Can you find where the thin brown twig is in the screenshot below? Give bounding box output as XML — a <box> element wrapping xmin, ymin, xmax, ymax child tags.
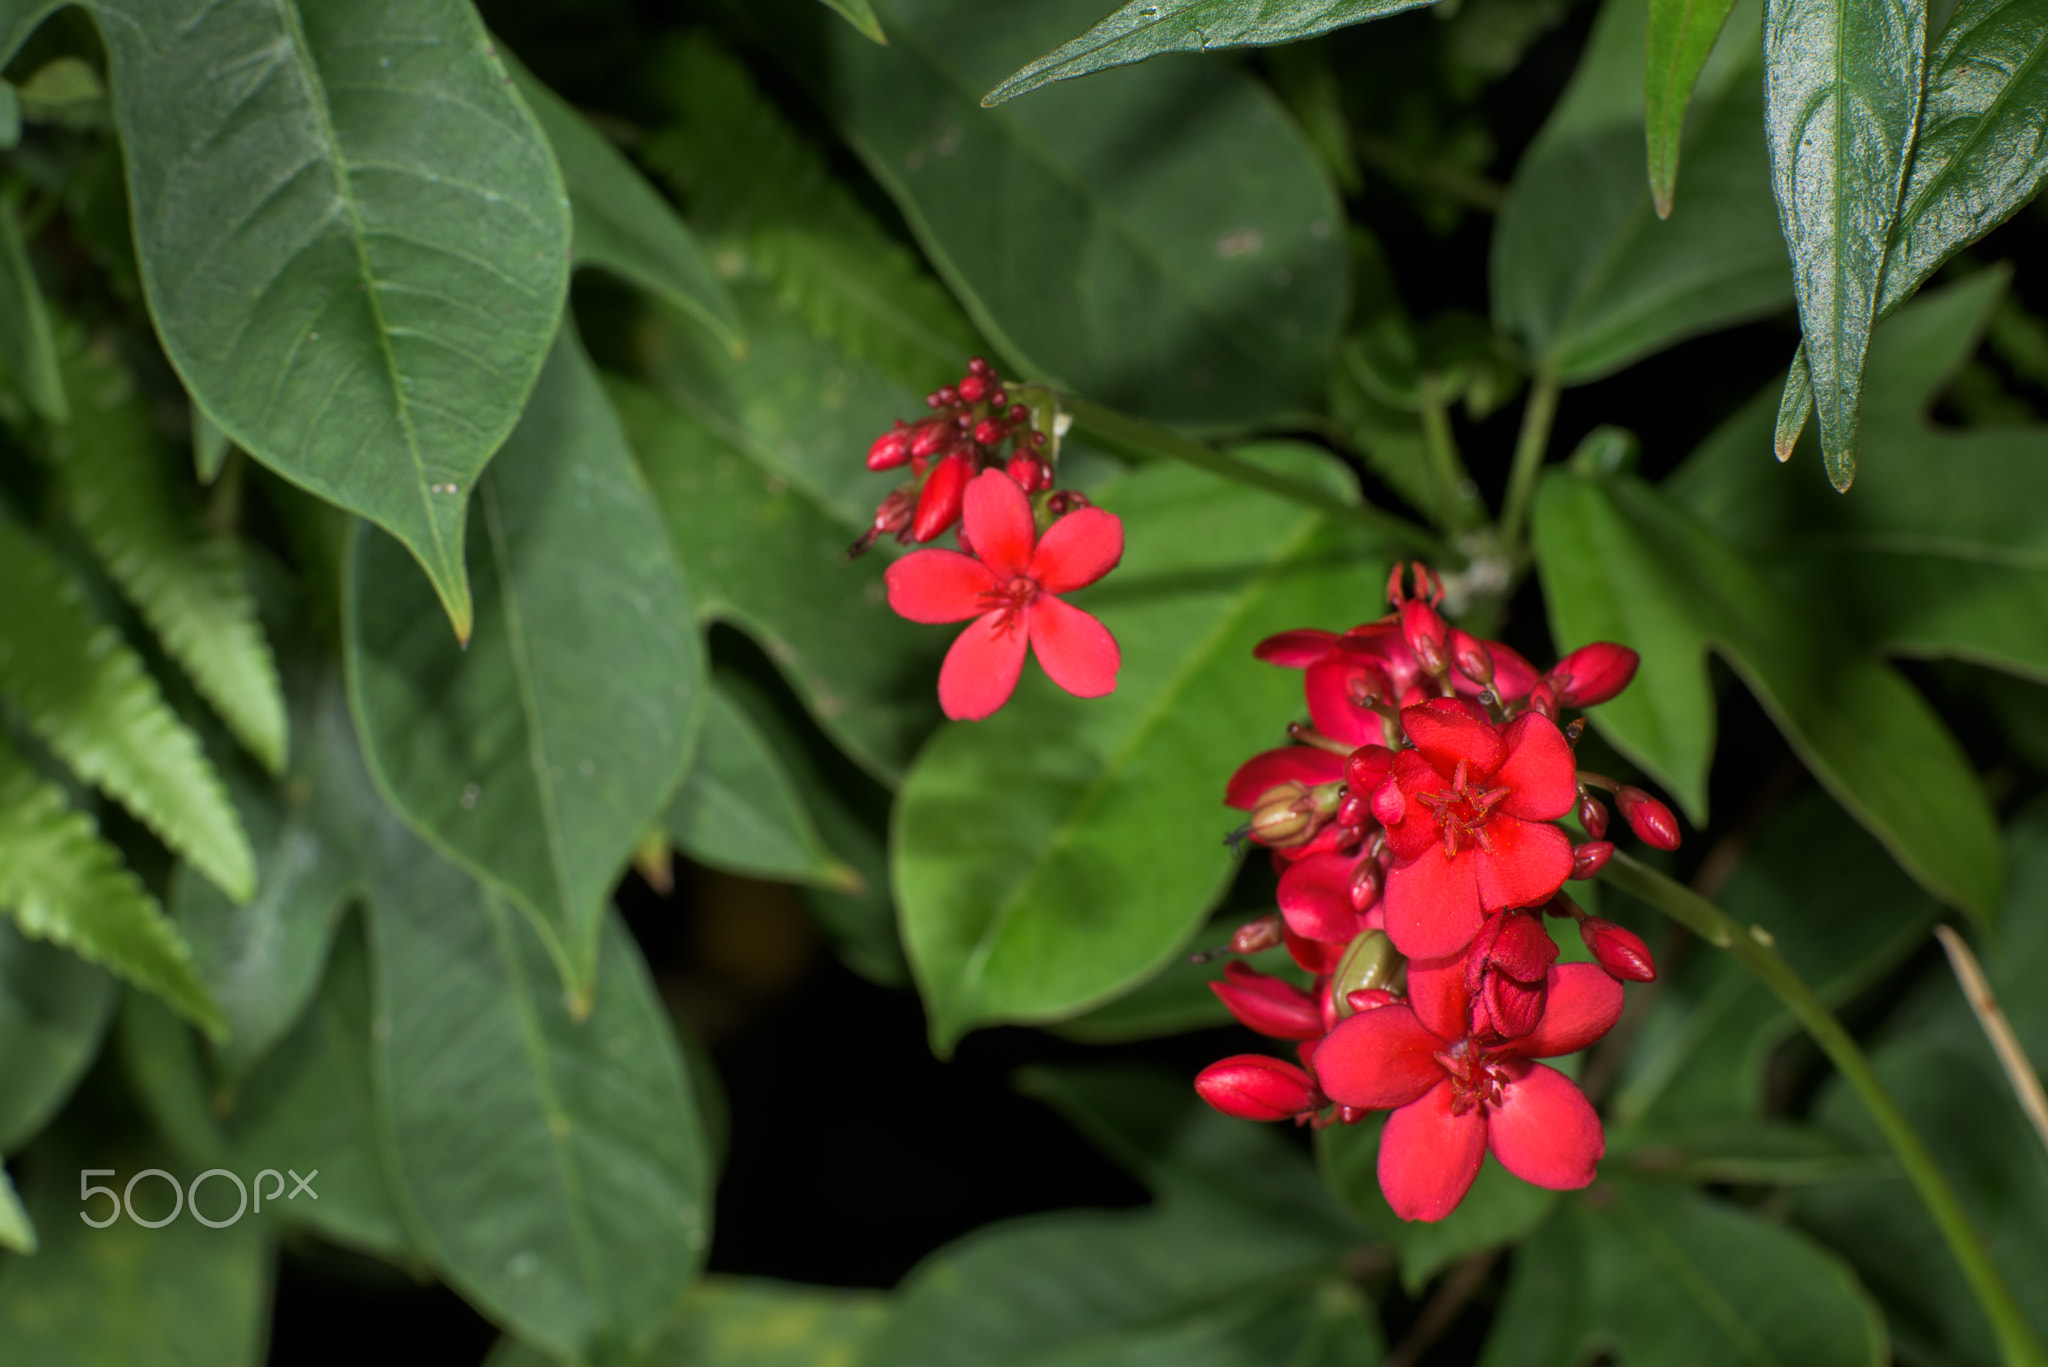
<box><xmin>1934</xmin><ymin>925</ymin><xmax>2048</xmax><ymax>1160</ymax></box>
<box><xmin>1385</xmin><ymin>1249</ymin><xmax>1500</xmax><ymax>1367</ymax></box>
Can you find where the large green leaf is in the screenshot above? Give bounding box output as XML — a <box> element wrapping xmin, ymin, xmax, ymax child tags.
<box><xmin>502</xmin><ymin>52</ymin><xmax>740</xmax><ymax>352</ymax></box>
<box><xmin>982</xmin><ymin>0</ymin><xmax>1436</xmax><ymax>105</ymax></box>
<box><xmin>1645</xmin><ymin>0</ymin><xmax>1741</xmax><ymax>216</ymax></box>
<box><xmin>1532</xmin><ymin>469</ymin><xmax>2001</xmax><ymax>922</ymax></box>
<box><xmin>819</xmin><ymin>0</ymin><xmax>889</xmax><ymax>42</ymax></box>
<box><xmin>895</xmin><ymin>447</ymin><xmax>1386</xmax><ymax>1051</ymax></box>
<box><xmin>1795</xmin><ymin>798</ymin><xmax>2048</xmax><ymax>1367</ymax></box>
<box><xmin>0</xmin><ymin>1164</ymin><xmax>29</xmax><ymax>1254</ymax></box>
<box><xmin>608</xmin><ymin>370</ymin><xmax>942</xmax><ymax>783</ymax></box>
<box><xmin>0</xmin><ymin>507</ymin><xmax>254</xmax><ymax>901</ymax></box>
<box><xmin>1479</xmin><ymin>1180</ymin><xmax>1886</xmax><ymax>1367</ymax></box>
<box><xmin>52</xmin><ymin>330</ymin><xmax>287</xmax><ymax>773</ymax></box>
<box><xmin>348</xmin><ymin>324</ymin><xmax>702</xmax><ymax>999</ymax></box>
<box><xmin>366</xmin><ymin>838</ymin><xmax>712</xmax><ymax>1365</ymax></box>
<box><xmin>1676</xmin><ymin>273</ymin><xmax>2048</xmax><ymax>681</ymax></box>
<box><xmin>747</xmin><ymin>0</ymin><xmax>1347</xmax><ymax>429</ymax></box>
<box><xmin>0</xmin><ymin>919</ymin><xmax>114</xmax><ymax>1152</ymax></box>
<box><xmin>93</xmin><ymin>0</ymin><xmax>572</xmax><ymax>636</ymax></box>
<box><xmin>0</xmin><ymin>200</ymin><xmax>64</xmax><ymax>422</ymax></box>
<box><xmin>485</xmin><ymin>1277</ymin><xmax>892</xmax><ymax>1367</ymax></box>
<box><xmin>1051</xmin><ymin>914</ymin><xmax>1302</xmax><ymax>1044</ymax></box>
<box><xmin>0</xmin><ymin>731</ymin><xmax>225</xmax><ymax>1036</ymax></box>
<box><xmin>1493</xmin><ymin>0</ymin><xmax>1789</xmax><ymax>382</ymax></box>
<box><xmin>1762</xmin><ymin>0</ymin><xmax>1927</xmax><ymax>488</ymax></box>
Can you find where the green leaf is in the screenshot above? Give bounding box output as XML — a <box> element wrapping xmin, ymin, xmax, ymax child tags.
<box><xmin>895</xmin><ymin>447</ymin><xmax>1388</xmax><ymax>1052</ymax></box>
<box><xmin>665</xmin><ymin>676</ymin><xmax>860</xmax><ymax>892</ymax></box>
<box><xmin>92</xmin><ymin>0</ymin><xmax>573</xmax><ymax>637</ymax></box>
<box><xmin>348</xmin><ymin>323</ymin><xmax>702</xmax><ymax>998</ymax></box>
<box><xmin>0</xmin><ymin>919</ymin><xmax>115</xmax><ymax>1152</ymax></box>
<box><xmin>1531</xmin><ymin>468</ymin><xmax>2002</xmax><ymax>922</ymax></box>
<box><xmin>818</xmin><ymin>0</ymin><xmax>889</xmax><ymax>43</ymax></box>
<box><xmin>1493</xmin><ymin>0</ymin><xmax>1789</xmax><ymax>382</ymax></box>
<box><xmin>502</xmin><ymin>51</ymin><xmax>741</xmax><ymax>353</ymax></box>
<box><xmin>0</xmin><ymin>1146</ymin><xmax>271</xmax><ymax>1366</ymax></box>
<box><xmin>1479</xmin><ymin>1180</ymin><xmax>1886</xmax><ymax>1367</ymax></box>
<box><xmin>608</xmin><ymin>371</ymin><xmax>943</xmax><ymax>783</ymax></box>
<box><xmin>1773</xmin><ymin>341</ymin><xmax>1813</xmax><ymax>458</ymax></box>
<box><xmin>1645</xmin><ymin>0</ymin><xmax>1741</xmax><ymax>217</ymax></box>
<box><xmin>0</xmin><ymin>3</ymin><xmax>61</xmax><ymax>71</ymax></box>
<box><xmin>0</xmin><ymin>81</ymin><xmax>17</xmax><ymax>151</ymax></box>
<box><xmin>0</xmin><ymin>1164</ymin><xmax>31</xmax><ymax>1254</ymax></box>
<box><xmin>53</xmin><ymin>330</ymin><xmax>287</xmax><ymax>773</ymax></box>
<box><xmin>485</xmin><ymin>1277</ymin><xmax>892</xmax><ymax>1367</ymax></box>
<box><xmin>982</xmin><ymin>0</ymin><xmax>1435</xmax><ymax>105</ymax></box>
<box><xmin>1051</xmin><ymin>917</ymin><xmax>1301</xmax><ymax>1044</ymax></box>
<box><xmin>191</xmin><ymin>406</ymin><xmax>231</xmax><ymax>485</ymax></box>
<box><xmin>747</xmin><ymin>0</ymin><xmax>1347</xmax><ymax>429</ymax></box>
<box><xmin>1762</xmin><ymin>0</ymin><xmax>1927</xmax><ymax>488</ymax></box>
<box><xmin>0</xmin><ymin>200</ymin><xmax>65</xmax><ymax>422</ymax></box>
<box><xmin>0</xmin><ymin>731</ymin><xmax>225</xmax><ymax>1037</ymax></box>
<box><xmin>367</xmin><ymin>839</ymin><xmax>712</xmax><ymax>1365</ymax></box>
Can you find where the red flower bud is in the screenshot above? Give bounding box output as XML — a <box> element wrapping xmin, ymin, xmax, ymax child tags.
<box><xmin>1616</xmin><ymin>786</ymin><xmax>1680</xmax><ymax>850</ymax></box>
<box><xmin>1401</xmin><ymin>599</ymin><xmax>1449</xmax><ymax>675</ymax></box>
<box><xmin>1005</xmin><ymin>455</ymin><xmax>1051</xmax><ymax>492</ymax></box>
<box><xmin>1211</xmin><ymin>963</ymin><xmax>1323</xmax><ymax>1039</ymax></box>
<box><xmin>972</xmin><ymin>417</ymin><xmax>1007</xmax><ymax>447</ymax></box>
<box><xmin>1449</xmin><ymin>628</ymin><xmax>1495</xmax><ymax>687</ymax></box>
<box><xmin>1195</xmin><ymin>1055</ymin><xmax>1319</xmax><ymax>1122</ymax></box>
<box><xmin>867</xmin><ymin>423</ymin><xmax>913</xmax><ymax>471</ymax></box>
<box><xmin>1581</xmin><ymin>917</ymin><xmax>1656</xmax><ymax>982</ymax></box>
<box><xmin>957</xmin><ymin>373</ymin><xmax>991</xmax><ymax>403</ymax></box>
<box><xmin>1344</xmin><ymin>744</ymin><xmax>1394</xmax><ymax>799</ymax></box>
<box><xmin>1576</xmin><ymin>792</ymin><xmax>1610</xmax><ymax>839</ymax></box>
<box><xmin>1526</xmin><ymin>679</ymin><xmax>1560</xmax><ymax>720</ymax></box>
<box><xmin>1570</xmin><ymin>840</ymin><xmax>1615</xmax><ymax>880</ymax></box>
<box><xmin>1550</xmin><ymin>643</ymin><xmax>1640</xmax><ymax>708</ymax></box>
<box><xmin>1348</xmin><ymin>859</ymin><xmax>1382</xmax><ymax>911</ymax></box>
<box><xmin>1229</xmin><ymin>913</ymin><xmax>1284</xmax><ymax>955</ymax></box>
<box><xmin>910</xmin><ymin>418</ymin><xmax>953</xmax><ymax>459</ymax></box>
<box><xmin>1346</xmin><ymin>987</ymin><xmax>1398</xmax><ymax>1013</ymax></box>
<box><xmin>1465</xmin><ymin>910</ymin><xmax>1558</xmax><ymax>1041</ymax></box>
<box><xmin>848</xmin><ymin>488</ymin><xmax>916</xmax><ymax>558</ymax></box>
<box><xmin>911</xmin><ymin>453</ymin><xmax>973</xmax><ymax>542</ymax></box>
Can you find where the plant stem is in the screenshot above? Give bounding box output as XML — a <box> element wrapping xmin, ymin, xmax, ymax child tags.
<box><xmin>1934</xmin><ymin>924</ymin><xmax>2048</xmax><ymax>1160</ymax></box>
<box><xmin>1416</xmin><ymin>375</ymin><xmax>1484</xmax><ymax>534</ymax></box>
<box><xmin>1497</xmin><ymin>373</ymin><xmax>1559</xmax><ymax>565</ymax></box>
<box><xmin>1602</xmin><ymin>852</ymin><xmax>2048</xmax><ymax>1367</ymax></box>
<box><xmin>1063</xmin><ymin>396</ymin><xmax>1449</xmax><ymax>561</ymax></box>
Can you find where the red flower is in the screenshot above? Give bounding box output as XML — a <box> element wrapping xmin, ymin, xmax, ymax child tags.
<box><xmin>885</xmin><ymin>470</ymin><xmax>1122</xmax><ymax>720</ymax></box>
<box><xmin>1196</xmin><ymin>1055</ymin><xmax>1322</xmax><ymax>1122</ymax></box>
<box><xmin>1313</xmin><ymin>958</ymin><xmax>1623</xmax><ymax>1221</ymax></box>
<box><xmin>1372</xmin><ymin>698</ymin><xmax>1578</xmax><ymax>958</ymax></box>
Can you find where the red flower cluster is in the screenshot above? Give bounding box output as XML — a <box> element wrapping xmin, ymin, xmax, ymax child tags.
<box><xmin>1196</xmin><ymin>564</ymin><xmax>1678</xmax><ymax>1222</ymax></box>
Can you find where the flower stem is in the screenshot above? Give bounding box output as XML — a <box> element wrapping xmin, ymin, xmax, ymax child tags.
<box><xmin>1602</xmin><ymin>851</ymin><xmax>2048</xmax><ymax>1367</ymax></box>
<box><xmin>1497</xmin><ymin>372</ymin><xmax>1559</xmax><ymax>566</ymax></box>
<box><xmin>1417</xmin><ymin>375</ymin><xmax>1485</xmax><ymax>534</ymax></box>
<box><xmin>1063</xmin><ymin>396</ymin><xmax>1449</xmax><ymax>561</ymax></box>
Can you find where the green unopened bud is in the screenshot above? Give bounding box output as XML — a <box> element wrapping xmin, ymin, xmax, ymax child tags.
<box><xmin>1331</xmin><ymin>929</ymin><xmax>1402</xmax><ymax>1019</ymax></box>
<box><xmin>1249</xmin><ymin>782</ymin><xmax>1312</xmax><ymax>846</ymax></box>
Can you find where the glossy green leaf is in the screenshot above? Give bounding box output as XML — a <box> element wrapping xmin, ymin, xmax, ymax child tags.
<box><xmin>608</xmin><ymin>370</ymin><xmax>943</xmax><ymax>783</ymax></box>
<box><xmin>0</xmin><ymin>1164</ymin><xmax>30</xmax><ymax>1254</ymax></box>
<box><xmin>751</xmin><ymin>0</ymin><xmax>1347</xmax><ymax>429</ymax></box>
<box><xmin>818</xmin><ymin>0</ymin><xmax>888</xmax><ymax>42</ymax></box>
<box><xmin>0</xmin><ymin>507</ymin><xmax>254</xmax><ymax>901</ymax></box>
<box><xmin>0</xmin><ymin>732</ymin><xmax>225</xmax><ymax>1037</ymax></box>
<box><xmin>1645</xmin><ymin>0</ymin><xmax>1741</xmax><ymax>216</ymax></box>
<box><xmin>982</xmin><ymin>0</ymin><xmax>1435</xmax><ymax>105</ymax></box>
<box><xmin>503</xmin><ymin>52</ymin><xmax>740</xmax><ymax>352</ymax></box>
<box><xmin>1762</xmin><ymin>0</ymin><xmax>1927</xmax><ymax>488</ymax></box>
<box><xmin>1773</xmin><ymin>342</ymin><xmax>1813</xmax><ymax>458</ymax></box>
<box><xmin>0</xmin><ymin>919</ymin><xmax>114</xmax><ymax>1152</ymax></box>
<box><xmin>1675</xmin><ymin>272</ymin><xmax>2048</xmax><ymax>682</ymax></box>
<box><xmin>1480</xmin><ymin>1180</ymin><xmax>1886</xmax><ymax>1367</ymax></box>
<box><xmin>1494</xmin><ymin>0</ymin><xmax>1788</xmax><ymax>381</ymax></box>
<box><xmin>0</xmin><ymin>1146</ymin><xmax>271</xmax><ymax>1366</ymax></box>
<box><xmin>93</xmin><ymin>0</ymin><xmax>573</xmax><ymax>636</ymax></box>
<box><xmin>485</xmin><ymin>1277</ymin><xmax>892</xmax><ymax>1367</ymax></box>
<box><xmin>367</xmin><ymin>838</ymin><xmax>712</xmax><ymax>1365</ymax></box>
<box><xmin>191</xmin><ymin>406</ymin><xmax>231</xmax><ymax>485</ymax></box>
<box><xmin>348</xmin><ymin>324</ymin><xmax>702</xmax><ymax>998</ymax></box>
<box><xmin>1052</xmin><ymin>918</ymin><xmax>1301</xmax><ymax>1044</ymax></box>
<box><xmin>897</xmin><ymin>448</ymin><xmax>1386</xmax><ymax>1051</ymax></box>
<box><xmin>1532</xmin><ymin>469</ymin><xmax>2001</xmax><ymax>921</ymax></box>
<box><xmin>53</xmin><ymin>331</ymin><xmax>287</xmax><ymax>773</ymax></box>
<box><xmin>0</xmin><ymin>200</ymin><xmax>64</xmax><ymax>422</ymax></box>
<box><xmin>1795</xmin><ymin>797</ymin><xmax>2048</xmax><ymax>1367</ymax></box>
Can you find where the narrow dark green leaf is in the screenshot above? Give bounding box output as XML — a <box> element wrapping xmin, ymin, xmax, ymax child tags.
<box><xmin>748</xmin><ymin>0</ymin><xmax>1347</xmax><ymax>429</ymax></box>
<box><xmin>0</xmin><ymin>200</ymin><xmax>65</xmax><ymax>422</ymax></box>
<box><xmin>1495</xmin><ymin>0</ymin><xmax>1788</xmax><ymax>381</ymax></box>
<box><xmin>1774</xmin><ymin>343</ymin><xmax>1812</xmax><ymax>458</ymax></box>
<box><xmin>1645</xmin><ymin>0</ymin><xmax>1742</xmax><ymax>216</ymax></box>
<box><xmin>0</xmin><ymin>81</ymin><xmax>18</xmax><ymax>151</ymax></box>
<box><xmin>348</xmin><ymin>324</ymin><xmax>702</xmax><ymax>998</ymax></box>
<box><xmin>486</xmin><ymin>1277</ymin><xmax>892</xmax><ymax>1367</ymax></box>
<box><xmin>0</xmin><ymin>1164</ymin><xmax>30</xmax><ymax>1253</ymax></box>
<box><xmin>896</xmin><ymin>448</ymin><xmax>1387</xmax><ymax>1051</ymax></box>
<box><xmin>819</xmin><ymin>0</ymin><xmax>889</xmax><ymax>43</ymax></box>
<box><xmin>984</xmin><ymin>0</ymin><xmax>1434</xmax><ymax>104</ymax></box>
<box><xmin>367</xmin><ymin>839</ymin><xmax>712</xmax><ymax>1364</ymax></box>
<box><xmin>503</xmin><ymin>52</ymin><xmax>741</xmax><ymax>352</ymax></box>
<box><xmin>1763</xmin><ymin>0</ymin><xmax>1927</xmax><ymax>488</ymax></box>
<box><xmin>0</xmin><ymin>920</ymin><xmax>114</xmax><ymax>1152</ymax></box>
<box><xmin>93</xmin><ymin>0</ymin><xmax>573</xmax><ymax>636</ymax></box>
<box><xmin>1533</xmin><ymin>469</ymin><xmax>2001</xmax><ymax>921</ymax></box>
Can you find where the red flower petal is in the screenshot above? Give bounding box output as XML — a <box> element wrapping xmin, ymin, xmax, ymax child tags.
<box><xmin>1379</xmin><ymin>750</ymin><xmax>1448</xmax><ymax>862</ymax></box>
<box><xmin>1515</xmin><ymin>963</ymin><xmax>1625</xmax><ymax>1058</ymax></box>
<box><xmin>1383</xmin><ymin>844</ymin><xmax>1485</xmax><ymax>959</ymax></box>
<box><xmin>1030</xmin><ymin>507</ymin><xmax>1124</xmax><ymax>593</ymax></box>
<box><xmin>1254</xmin><ymin>629</ymin><xmax>1341</xmax><ymax>667</ymax></box>
<box><xmin>1027</xmin><ymin>595</ymin><xmax>1119</xmax><ymax>699</ymax></box>
<box><xmin>1314</xmin><ymin>1003</ymin><xmax>1446</xmax><ymax>1110</ymax></box>
<box><xmin>1212</xmin><ymin>963</ymin><xmax>1324</xmax><ymax>1040</ymax></box>
<box><xmin>1404</xmin><ymin>951</ymin><xmax>1472</xmax><ymax>1043</ymax></box>
<box><xmin>1402</xmin><ymin>697</ymin><xmax>1507</xmax><ymax>778</ymax></box>
<box><xmin>1225</xmin><ymin>747</ymin><xmax>1346</xmax><ymax>810</ymax></box>
<box><xmin>961</xmin><ymin>469</ymin><xmax>1037</xmax><ymax>577</ymax></box>
<box><xmin>1473</xmin><ymin>818</ymin><xmax>1574</xmax><ymax>915</ymax></box>
<box><xmin>937</xmin><ymin>612</ymin><xmax>1030</xmax><ymax>720</ymax></box>
<box><xmin>1305</xmin><ymin>659</ymin><xmax>1387</xmax><ymax>747</ymax></box>
<box><xmin>1283</xmin><ymin>926</ymin><xmax>1347</xmax><ymax>974</ymax></box>
<box><xmin>1486</xmin><ymin>642</ymin><xmax>1543</xmax><ymax>701</ymax></box>
<box><xmin>885</xmin><ymin>549</ymin><xmax>999</xmax><ymax>623</ymax></box>
<box><xmin>1278</xmin><ymin>852</ymin><xmax>1367</xmax><ymax>943</ymax></box>
<box><xmin>1494</xmin><ymin>712</ymin><xmax>1577</xmax><ymax>820</ymax></box>
<box><xmin>1485</xmin><ymin>1060</ymin><xmax>1603</xmax><ymax>1190</ymax></box>
<box><xmin>1378</xmin><ymin>1080</ymin><xmax>1488</xmax><ymax>1221</ymax></box>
